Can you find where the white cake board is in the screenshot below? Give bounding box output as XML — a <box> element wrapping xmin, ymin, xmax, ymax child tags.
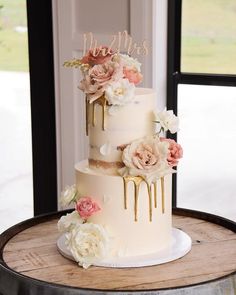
<box><xmin>57</xmin><ymin>228</ymin><xmax>192</xmax><ymax>268</ymax></box>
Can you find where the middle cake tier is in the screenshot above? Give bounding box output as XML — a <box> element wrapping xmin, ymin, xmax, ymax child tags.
<box><xmin>87</xmin><ymin>88</ymin><xmax>157</xmax><ymax>175</ymax></box>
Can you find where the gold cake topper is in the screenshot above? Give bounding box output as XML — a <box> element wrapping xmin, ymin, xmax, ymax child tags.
<box><xmin>63</xmin><ymin>31</ymin><xmax>149</xmax><ymax>69</ymax></box>
<box><xmin>83</xmin><ymin>30</ymin><xmax>149</xmax><ymax>57</ymax></box>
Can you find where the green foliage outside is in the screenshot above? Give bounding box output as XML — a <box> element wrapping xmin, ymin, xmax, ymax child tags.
<box><xmin>0</xmin><ymin>0</ymin><xmax>28</xmax><ymax>72</ymax></box>
<box><xmin>181</xmin><ymin>0</ymin><xmax>236</xmax><ymax>74</ymax></box>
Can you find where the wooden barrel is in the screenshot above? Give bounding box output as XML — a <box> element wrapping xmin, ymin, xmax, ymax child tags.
<box><xmin>0</xmin><ymin>208</ymin><xmax>235</xmax><ymax>295</ymax></box>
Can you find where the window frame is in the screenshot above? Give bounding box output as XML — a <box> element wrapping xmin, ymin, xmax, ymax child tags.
<box><xmin>167</xmin><ymin>0</ymin><xmax>236</xmax><ymax>207</ymax></box>
<box><xmin>27</xmin><ymin>0</ymin><xmax>58</xmax><ymax>215</ymax></box>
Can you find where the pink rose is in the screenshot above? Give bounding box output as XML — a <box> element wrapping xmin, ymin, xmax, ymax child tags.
<box><xmin>76</xmin><ymin>197</ymin><xmax>101</xmax><ymax>219</ymax></box>
<box><xmin>89</xmin><ymin>61</ymin><xmax>123</xmax><ymax>87</ymax></box>
<box><xmin>123</xmin><ymin>67</ymin><xmax>143</xmax><ymax>85</ymax></box>
<box><xmin>81</xmin><ymin>46</ymin><xmax>113</xmax><ymax>66</ymax></box>
<box><xmin>160</xmin><ymin>138</ymin><xmax>183</xmax><ymax>167</ymax></box>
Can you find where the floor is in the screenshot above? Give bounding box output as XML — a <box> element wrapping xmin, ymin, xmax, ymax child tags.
<box><xmin>0</xmin><ymin>73</ymin><xmax>235</xmax><ymax>234</ymax></box>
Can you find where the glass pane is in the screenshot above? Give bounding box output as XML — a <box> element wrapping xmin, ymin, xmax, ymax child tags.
<box><xmin>177</xmin><ymin>84</ymin><xmax>236</xmax><ymax>221</ymax></box>
<box><xmin>181</xmin><ymin>0</ymin><xmax>236</xmax><ymax>74</ymax></box>
<box><xmin>0</xmin><ymin>0</ymin><xmax>33</xmax><ymax>232</ymax></box>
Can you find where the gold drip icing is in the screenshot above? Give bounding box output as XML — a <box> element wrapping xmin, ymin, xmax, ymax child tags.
<box><xmin>161</xmin><ymin>177</ymin><xmax>165</xmax><ymax>213</ymax></box>
<box><xmin>123</xmin><ymin>176</ymin><xmax>153</xmax><ymax>222</ymax></box>
<box><xmin>92</xmin><ymin>103</ymin><xmax>96</xmax><ymax>126</ymax></box>
<box><xmin>147</xmin><ymin>183</ymin><xmax>153</xmax><ymax>222</ymax></box>
<box><xmin>123</xmin><ymin>176</ymin><xmax>143</xmax><ymax>212</ymax></box>
<box><xmin>85</xmin><ymin>95</ymin><xmax>107</xmax><ymax>135</ymax></box>
<box><xmin>122</xmin><ymin>177</ymin><xmax>166</xmax><ymax>220</ymax></box>
<box><xmin>85</xmin><ymin>96</ymin><xmax>89</xmax><ymax>136</ymax></box>
<box><xmin>123</xmin><ymin>177</ymin><xmax>127</xmax><ymax>210</ymax></box>
<box><xmin>123</xmin><ymin>176</ymin><xmax>142</xmax><ymax>221</ymax></box>
<box><xmin>154</xmin><ymin>182</ymin><xmax>158</xmax><ymax>208</ymax></box>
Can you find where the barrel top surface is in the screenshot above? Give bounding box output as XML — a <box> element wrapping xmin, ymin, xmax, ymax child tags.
<box><xmin>1</xmin><ymin>209</ymin><xmax>236</xmax><ymax>292</ymax></box>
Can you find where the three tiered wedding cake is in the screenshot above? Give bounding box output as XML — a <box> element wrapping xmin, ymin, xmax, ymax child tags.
<box><xmin>58</xmin><ymin>46</ymin><xmax>185</xmax><ymax>268</ymax></box>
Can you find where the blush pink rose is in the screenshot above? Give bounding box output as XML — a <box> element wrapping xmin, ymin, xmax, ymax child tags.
<box><xmin>160</xmin><ymin>138</ymin><xmax>183</xmax><ymax>167</ymax></box>
<box><xmin>81</xmin><ymin>46</ymin><xmax>113</xmax><ymax>66</ymax></box>
<box><xmin>120</xmin><ymin>136</ymin><xmax>173</xmax><ymax>183</ymax></box>
<box><xmin>89</xmin><ymin>61</ymin><xmax>123</xmax><ymax>87</ymax></box>
<box><xmin>123</xmin><ymin>67</ymin><xmax>143</xmax><ymax>85</ymax></box>
<box><xmin>76</xmin><ymin>197</ymin><xmax>101</xmax><ymax>219</ymax></box>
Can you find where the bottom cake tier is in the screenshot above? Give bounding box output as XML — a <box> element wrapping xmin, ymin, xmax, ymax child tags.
<box><xmin>75</xmin><ymin>160</ymin><xmax>172</xmax><ymax>258</ymax></box>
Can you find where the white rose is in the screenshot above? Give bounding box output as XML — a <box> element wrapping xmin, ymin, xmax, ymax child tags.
<box><xmin>114</xmin><ymin>54</ymin><xmax>141</xmax><ymax>72</ymax></box>
<box><xmin>60</xmin><ymin>184</ymin><xmax>78</xmax><ymax>207</ymax></box>
<box><xmin>119</xmin><ymin>136</ymin><xmax>174</xmax><ymax>183</ymax></box>
<box><xmin>57</xmin><ymin>211</ymin><xmax>83</xmax><ymax>233</ymax></box>
<box><xmin>154</xmin><ymin>109</ymin><xmax>179</xmax><ymax>134</ymax></box>
<box><xmin>105</xmin><ymin>79</ymin><xmax>135</xmax><ymax>106</ymax></box>
<box><xmin>65</xmin><ymin>223</ymin><xmax>110</xmax><ymax>269</ymax></box>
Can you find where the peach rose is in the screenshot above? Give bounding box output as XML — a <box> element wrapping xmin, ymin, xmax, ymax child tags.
<box><xmin>89</xmin><ymin>61</ymin><xmax>123</xmax><ymax>87</ymax></box>
<box><xmin>81</xmin><ymin>46</ymin><xmax>113</xmax><ymax>66</ymax></box>
<box><xmin>123</xmin><ymin>67</ymin><xmax>143</xmax><ymax>85</ymax></box>
<box><xmin>132</xmin><ymin>143</ymin><xmax>160</xmax><ymax>170</ymax></box>
<box><xmin>160</xmin><ymin>138</ymin><xmax>183</xmax><ymax>167</ymax></box>
<box><xmin>76</xmin><ymin>197</ymin><xmax>100</xmax><ymax>219</ymax></box>
<box><xmin>119</xmin><ymin>136</ymin><xmax>174</xmax><ymax>183</ymax></box>
<box><xmin>79</xmin><ymin>75</ymin><xmax>104</xmax><ymax>102</ymax></box>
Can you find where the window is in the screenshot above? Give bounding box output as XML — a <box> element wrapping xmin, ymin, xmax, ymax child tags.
<box><xmin>167</xmin><ymin>0</ymin><xmax>236</xmax><ymax>221</ymax></box>
<box><xmin>0</xmin><ymin>0</ymin><xmax>33</xmax><ymax>232</ymax></box>
<box><xmin>0</xmin><ymin>0</ymin><xmax>58</xmax><ymax>232</ymax></box>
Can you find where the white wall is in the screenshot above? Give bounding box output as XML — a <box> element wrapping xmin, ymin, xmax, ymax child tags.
<box><xmin>52</xmin><ymin>0</ymin><xmax>168</xmax><ymax>206</ymax></box>
<box><xmin>153</xmin><ymin>0</ymin><xmax>168</xmax><ymax>111</ymax></box>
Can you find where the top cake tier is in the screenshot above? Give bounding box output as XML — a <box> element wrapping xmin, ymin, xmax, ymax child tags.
<box><xmin>87</xmin><ymin>88</ymin><xmax>157</xmax><ymax>175</ymax></box>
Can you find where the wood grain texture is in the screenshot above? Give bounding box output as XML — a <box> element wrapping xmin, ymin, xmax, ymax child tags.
<box><xmin>3</xmin><ymin>214</ymin><xmax>236</xmax><ymax>291</ymax></box>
